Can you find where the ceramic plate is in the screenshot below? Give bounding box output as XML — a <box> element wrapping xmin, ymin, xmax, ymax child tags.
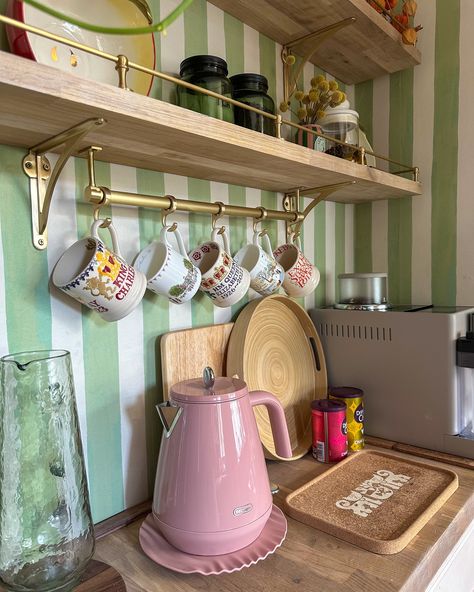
<box><xmin>139</xmin><ymin>504</ymin><xmax>287</xmax><ymax>575</ymax></box>
<box><xmin>7</xmin><ymin>0</ymin><xmax>155</xmax><ymax>96</ymax></box>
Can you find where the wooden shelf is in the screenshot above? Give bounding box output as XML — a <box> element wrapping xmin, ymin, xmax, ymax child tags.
<box><xmin>0</xmin><ymin>51</ymin><xmax>421</xmax><ymax>203</ymax></box>
<box><xmin>209</xmin><ymin>0</ymin><xmax>421</xmax><ymax>85</ymax></box>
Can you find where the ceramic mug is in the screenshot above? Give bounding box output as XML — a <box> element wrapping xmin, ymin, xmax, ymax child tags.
<box><xmin>234</xmin><ymin>231</ymin><xmax>284</xmax><ymax>296</ymax></box>
<box><xmin>273</xmin><ymin>234</ymin><xmax>320</xmax><ymax>298</ymax></box>
<box><xmin>189</xmin><ymin>227</ymin><xmax>250</xmax><ymax>307</ymax></box>
<box><xmin>52</xmin><ymin>220</ymin><xmax>147</xmax><ymax>322</ymax></box>
<box><xmin>134</xmin><ymin>225</ymin><xmax>201</xmax><ymax>304</ymax></box>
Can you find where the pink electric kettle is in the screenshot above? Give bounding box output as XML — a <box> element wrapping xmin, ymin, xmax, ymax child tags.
<box><xmin>152</xmin><ymin>367</ymin><xmax>292</xmax><ymax>556</ymax></box>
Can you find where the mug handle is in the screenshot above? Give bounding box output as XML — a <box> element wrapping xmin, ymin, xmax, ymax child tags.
<box><xmin>253</xmin><ymin>229</ymin><xmax>274</xmax><ymax>256</ymax></box>
<box><xmin>160</xmin><ymin>225</ymin><xmax>189</xmax><ymax>259</ymax></box>
<box><xmin>260</xmin><ymin>232</ymin><xmax>274</xmax><ymax>256</ymax></box>
<box><xmin>91</xmin><ymin>219</ymin><xmax>122</xmax><ymax>257</ymax></box>
<box><xmin>211</xmin><ymin>226</ymin><xmax>230</xmax><ymax>253</ymax></box>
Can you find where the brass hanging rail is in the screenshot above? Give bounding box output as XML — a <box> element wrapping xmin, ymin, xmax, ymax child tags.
<box><xmin>23</xmin><ymin>120</ymin><xmax>352</xmax><ymax>250</ymax></box>
<box><xmin>88</xmin><ymin>187</ymin><xmax>303</xmax><ymax>223</ymax></box>
<box><xmin>82</xmin><ymin>146</ymin><xmax>304</xmax><ymax>223</ymax></box>
<box><xmin>0</xmin><ymin>13</ymin><xmax>418</xmax><ymax>175</ymax></box>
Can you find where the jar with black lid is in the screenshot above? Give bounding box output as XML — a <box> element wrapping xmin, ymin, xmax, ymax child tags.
<box><xmin>230</xmin><ymin>73</ymin><xmax>275</xmax><ymax>136</ymax></box>
<box><xmin>177</xmin><ymin>55</ymin><xmax>234</xmax><ymax>123</ymax></box>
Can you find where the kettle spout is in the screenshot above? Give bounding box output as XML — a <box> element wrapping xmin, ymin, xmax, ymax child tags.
<box><xmin>156</xmin><ymin>402</ymin><xmax>182</xmax><ymax>438</ymax></box>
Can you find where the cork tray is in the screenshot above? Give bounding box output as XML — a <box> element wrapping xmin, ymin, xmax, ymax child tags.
<box><xmin>284</xmin><ymin>450</ymin><xmax>459</xmax><ymax>554</ymax></box>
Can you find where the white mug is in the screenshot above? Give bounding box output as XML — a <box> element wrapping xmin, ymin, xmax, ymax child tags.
<box><xmin>189</xmin><ymin>227</ymin><xmax>250</xmax><ymax>307</ymax></box>
<box><xmin>234</xmin><ymin>231</ymin><xmax>284</xmax><ymax>296</ymax></box>
<box><xmin>273</xmin><ymin>234</ymin><xmax>320</xmax><ymax>298</ymax></box>
<box><xmin>52</xmin><ymin>220</ymin><xmax>147</xmax><ymax>322</ymax></box>
<box><xmin>134</xmin><ymin>225</ymin><xmax>201</xmax><ymax>304</ymax></box>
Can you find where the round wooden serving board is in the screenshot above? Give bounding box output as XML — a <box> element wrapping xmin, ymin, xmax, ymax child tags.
<box><xmin>227</xmin><ymin>295</ymin><xmax>327</xmax><ymax>460</ymax></box>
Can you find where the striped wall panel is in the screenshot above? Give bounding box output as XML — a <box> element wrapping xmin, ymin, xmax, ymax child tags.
<box><xmin>1</xmin><ymin>0</ymin><xmax>470</xmax><ymax>521</ymax></box>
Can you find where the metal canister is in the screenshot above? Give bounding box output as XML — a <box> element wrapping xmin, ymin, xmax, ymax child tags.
<box><xmin>311</xmin><ymin>399</ymin><xmax>348</xmax><ymax>463</ymax></box>
<box><xmin>329</xmin><ymin>387</ymin><xmax>364</xmax><ymax>451</ymax></box>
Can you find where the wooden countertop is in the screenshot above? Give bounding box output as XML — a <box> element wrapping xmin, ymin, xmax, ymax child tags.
<box><xmin>94</xmin><ymin>447</ymin><xmax>474</xmax><ymax>592</ymax></box>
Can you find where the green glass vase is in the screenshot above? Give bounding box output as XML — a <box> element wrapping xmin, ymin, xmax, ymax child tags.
<box><xmin>0</xmin><ymin>350</ymin><xmax>94</xmax><ymax>592</ymax></box>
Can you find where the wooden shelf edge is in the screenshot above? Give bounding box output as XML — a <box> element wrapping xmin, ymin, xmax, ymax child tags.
<box><xmin>0</xmin><ymin>51</ymin><xmax>422</xmax><ymax>203</ymax></box>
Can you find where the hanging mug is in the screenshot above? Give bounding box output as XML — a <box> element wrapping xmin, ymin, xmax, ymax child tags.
<box><xmin>52</xmin><ymin>219</ymin><xmax>147</xmax><ymax>322</ymax></box>
<box><xmin>134</xmin><ymin>225</ymin><xmax>201</xmax><ymax>304</ymax></box>
<box><xmin>189</xmin><ymin>227</ymin><xmax>250</xmax><ymax>307</ymax></box>
<box><xmin>273</xmin><ymin>234</ymin><xmax>320</xmax><ymax>298</ymax></box>
<box><xmin>234</xmin><ymin>230</ymin><xmax>284</xmax><ymax>296</ymax></box>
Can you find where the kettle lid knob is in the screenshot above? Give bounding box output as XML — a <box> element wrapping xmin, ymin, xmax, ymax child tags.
<box><xmin>203</xmin><ymin>366</ymin><xmax>215</xmax><ymax>390</ymax></box>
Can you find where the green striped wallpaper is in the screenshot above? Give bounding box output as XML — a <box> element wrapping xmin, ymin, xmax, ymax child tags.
<box><xmin>1</xmin><ymin>1</ymin><xmax>470</xmax><ymax>522</ymax></box>
<box><xmin>0</xmin><ymin>0</ymin><xmax>353</xmax><ymax>521</ymax></box>
<box><xmin>354</xmin><ymin>0</ymin><xmax>468</xmax><ymax>309</ymax></box>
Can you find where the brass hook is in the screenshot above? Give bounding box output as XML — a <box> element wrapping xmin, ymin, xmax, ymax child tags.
<box><xmin>93</xmin><ymin>205</ymin><xmax>112</xmax><ymax>229</ymax></box>
<box><xmin>253</xmin><ymin>206</ymin><xmax>268</xmax><ymax>237</ymax></box>
<box><xmin>161</xmin><ymin>195</ymin><xmax>178</xmax><ymax>232</ymax></box>
<box><xmin>212</xmin><ymin>201</ymin><xmax>226</xmax><ymax>233</ymax></box>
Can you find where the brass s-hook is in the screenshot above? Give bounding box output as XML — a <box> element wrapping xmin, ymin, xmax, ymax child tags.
<box><xmin>212</xmin><ymin>201</ymin><xmax>226</xmax><ymax>235</ymax></box>
<box><xmin>93</xmin><ymin>205</ymin><xmax>112</xmax><ymax>229</ymax></box>
<box><xmin>253</xmin><ymin>206</ymin><xmax>268</xmax><ymax>237</ymax></box>
<box><xmin>161</xmin><ymin>195</ymin><xmax>178</xmax><ymax>232</ymax></box>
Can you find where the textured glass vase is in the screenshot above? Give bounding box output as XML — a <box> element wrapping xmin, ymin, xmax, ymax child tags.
<box><xmin>0</xmin><ymin>350</ymin><xmax>94</xmax><ymax>592</ymax></box>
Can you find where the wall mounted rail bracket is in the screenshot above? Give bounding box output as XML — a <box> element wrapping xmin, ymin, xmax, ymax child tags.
<box><xmin>23</xmin><ymin>117</ymin><xmax>107</xmax><ymax>250</ymax></box>
<box><xmin>283</xmin><ymin>181</ymin><xmax>355</xmax><ymax>240</ymax></box>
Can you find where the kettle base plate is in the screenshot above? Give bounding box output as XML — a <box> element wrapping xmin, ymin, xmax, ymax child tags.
<box><xmin>139</xmin><ymin>505</ymin><xmax>287</xmax><ymax>575</ymax></box>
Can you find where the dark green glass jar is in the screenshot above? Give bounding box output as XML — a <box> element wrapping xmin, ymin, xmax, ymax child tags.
<box><xmin>177</xmin><ymin>55</ymin><xmax>234</xmax><ymax>123</ymax></box>
<box><xmin>230</xmin><ymin>73</ymin><xmax>275</xmax><ymax>136</ymax></box>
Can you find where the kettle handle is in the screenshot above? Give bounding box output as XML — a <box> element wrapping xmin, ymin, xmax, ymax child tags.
<box><xmin>248</xmin><ymin>390</ymin><xmax>293</xmax><ymax>458</ymax></box>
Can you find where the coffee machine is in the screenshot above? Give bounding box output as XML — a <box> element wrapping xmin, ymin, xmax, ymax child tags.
<box><xmin>311</xmin><ymin>304</ymin><xmax>474</xmax><ymax>458</ymax></box>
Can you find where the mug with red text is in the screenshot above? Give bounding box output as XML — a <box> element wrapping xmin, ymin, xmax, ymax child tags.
<box><xmin>273</xmin><ymin>234</ymin><xmax>320</xmax><ymax>298</ymax></box>
<box><xmin>52</xmin><ymin>220</ymin><xmax>147</xmax><ymax>322</ymax></box>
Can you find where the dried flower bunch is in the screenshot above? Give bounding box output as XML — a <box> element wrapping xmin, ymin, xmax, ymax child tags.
<box><xmin>367</xmin><ymin>0</ymin><xmax>422</xmax><ymax>45</ymax></box>
<box><xmin>279</xmin><ymin>75</ymin><xmax>346</xmax><ymax>125</ymax></box>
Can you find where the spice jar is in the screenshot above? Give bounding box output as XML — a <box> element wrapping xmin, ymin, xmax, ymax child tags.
<box><xmin>230</xmin><ymin>73</ymin><xmax>275</xmax><ymax>136</ymax></box>
<box><xmin>177</xmin><ymin>55</ymin><xmax>234</xmax><ymax>123</ymax></box>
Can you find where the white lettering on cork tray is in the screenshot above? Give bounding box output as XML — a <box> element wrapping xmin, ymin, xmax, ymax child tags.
<box><xmin>335</xmin><ymin>469</ymin><xmax>412</xmax><ymax>518</ymax></box>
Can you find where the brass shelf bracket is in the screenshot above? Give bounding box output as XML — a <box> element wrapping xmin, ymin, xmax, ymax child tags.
<box><xmin>283</xmin><ymin>181</ymin><xmax>356</xmax><ymax>240</ymax></box>
<box><xmin>23</xmin><ymin>118</ymin><xmax>107</xmax><ymax>250</ymax></box>
<box><xmin>281</xmin><ymin>18</ymin><xmax>356</xmax><ymax>106</ymax></box>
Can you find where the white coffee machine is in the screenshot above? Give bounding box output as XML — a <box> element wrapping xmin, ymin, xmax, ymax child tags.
<box><xmin>311</xmin><ymin>304</ymin><xmax>474</xmax><ymax>458</ymax></box>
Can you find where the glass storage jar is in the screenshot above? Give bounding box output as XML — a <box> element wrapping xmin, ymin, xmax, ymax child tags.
<box><xmin>316</xmin><ymin>100</ymin><xmax>361</xmax><ymax>161</ymax></box>
<box><xmin>230</xmin><ymin>73</ymin><xmax>275</xmax><ymax>135</ymax></box>
<box><xmin>177</xmin><ymin>55</ymin><xmax>234</xmax><ymax>123</ymax></box>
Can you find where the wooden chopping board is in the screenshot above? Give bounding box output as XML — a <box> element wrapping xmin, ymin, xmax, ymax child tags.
<box><xmin>160</xmin><ymin>323</ymin><xmax>234</xmax><ymax>398</ymax></box>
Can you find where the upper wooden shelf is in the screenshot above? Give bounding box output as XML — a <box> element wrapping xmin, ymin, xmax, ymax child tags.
<box><xmin>209</xmin><ymin>0</ymin><xmax>421</xmax><ymax>85</ymax></box>
<box><xmin>0</xmin><ymin>51</ymin><xmax>421</xmax><ymax>203</ymax></box>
